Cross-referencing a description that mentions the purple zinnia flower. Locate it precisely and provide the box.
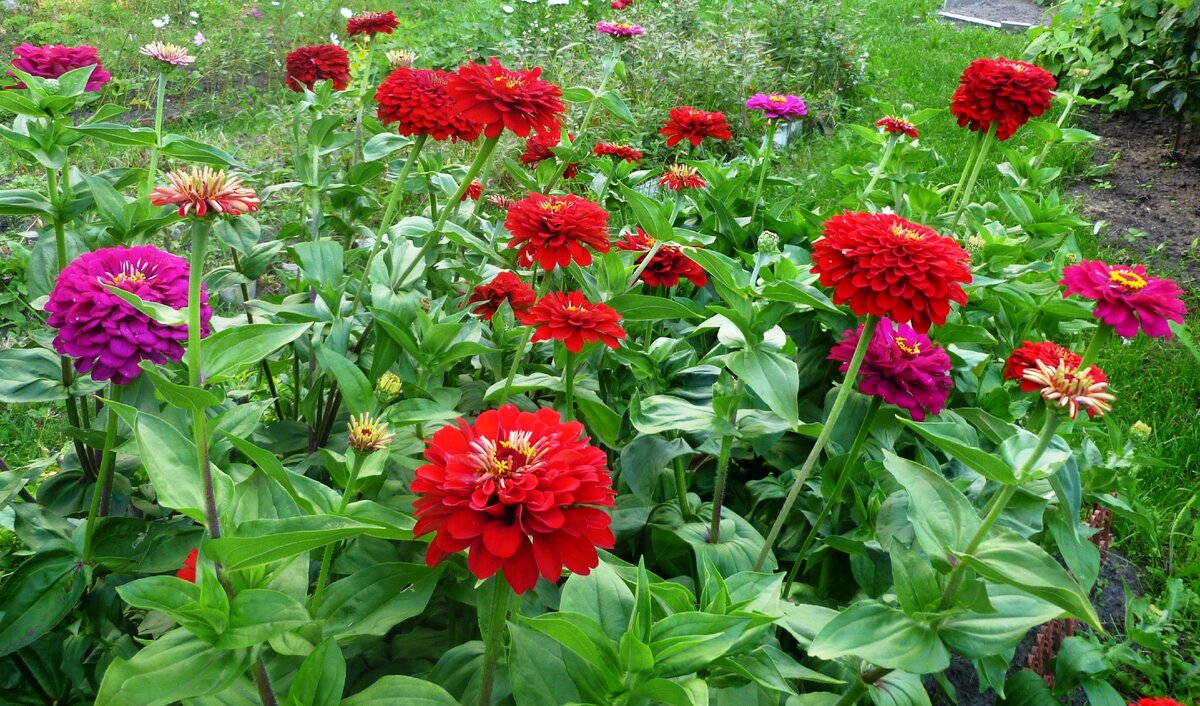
[828,318,952,421]
[46,246,210,386]
[6,43,111,92]
[745,93,807,121]
[1060,260,1186,339]
[596,21,645,39]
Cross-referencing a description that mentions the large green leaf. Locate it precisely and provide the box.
[207,516,381,570]
[939,584,1065,658]
[560,560,635,642]
[882,452,979,565]
[222,433,338,514]
[508,622,585,706]
[216,589,311,648]
[286,638,346,706]
[648,613,752,678]
[317,563,441,639]
[808,600,950,674]
[606,293,702,321]
[200,323,311,383]
[340,676,462,706]
[0,550,85,655]
[725,348,799,428]
[315,347,373,415]
[631,395,720,435]
[899,419,1016,485]
[95,629,251,706]
[0,348,67,403]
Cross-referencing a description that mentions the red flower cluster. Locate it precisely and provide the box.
[505,193,611,270]
[467,271,536,321]
[520,132,579,179]
[7,43,111,92]
[617,228,708,288]
[876,116,919,139]
[520,291,627,352]
[951,57,1056,141]
[285,44,351,92]
[1003,341,1091,392]
[462,180,484,201]
[594,142,643,163]
[447,58,564,139]
[176,549,198,583]
[412,404,616,594]
[660,106,733,147]
[346,10,398,37]
[375,67,481,142]
[811,212,972,332]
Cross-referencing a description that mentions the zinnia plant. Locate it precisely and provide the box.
[828,318,952,422]
[467,271,537,321]
[1061,260,1187,342]
[660,105,733,148]
[446,58,564,140]
[616,228,708,288]
[744,93,805,227]
[346,10,398,37]
[520,131,579,179]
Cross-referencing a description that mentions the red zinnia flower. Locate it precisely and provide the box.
[1003,341,1089,392]
[811,212,972,333]
[150,167,260,218]
[612,0,633,8]
[660,106,733,148]
[467,271,536,321]
[375,67,481,142]
[462,180,484,201]
[876,116,918,139]
[285,44,351,92]
[659,164,706,191]
[505,193,611,270]
[346,10,398,37]
[412,404,616,594]
[447,58,565,139]
[521,132,580,179]
[616,228,708,288]
[1061,261,1187,339]
[6,43,111,92]
[519,291,627,353]
[951,57,1056,141]
[1130,699,1185,706]
[176,549,199,583]
[594,142,643,163]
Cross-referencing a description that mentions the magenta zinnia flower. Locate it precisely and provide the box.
[1060,261,1186,339]
[7,43,111,92]
[745,93,807,121]
[46,246,210,385]
[596,21,645,38]
[829,318,952,421]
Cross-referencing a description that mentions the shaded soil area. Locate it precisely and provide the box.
[1071,111,1200,287]
[942,0,1049,26]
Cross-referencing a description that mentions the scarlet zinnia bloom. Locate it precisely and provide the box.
[1060,261,1187,339]
[876,116,918,139]
[462,180,484,201]
[1130,699,1186,706]
[660,106,733,147]
[1004,341,1087,392]
[612,0,633,8]
[745,93,808,121]
[505,193,611,270]
[467,271,536,321]
[519,291,627,353]
[150,167,260,218]
[285,44,351,92]
[594,142,643,164]
[346,10,398,37]
[950,57,1056,141]
[520,132,579,179]
[1022,359,1114,420]
[596,21,645,38]
[46,246,210,385]
[139,42,195,67]
[376,67,481,142]
[447,58,565,139]
[412,404,616,594]
[811,212,972,333]
[617,228,708,288]
[659,164,706,191]
[829,318,952,421]
[7,43,111,92]
[176,549,198,583]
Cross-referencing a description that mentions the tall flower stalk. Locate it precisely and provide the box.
[747,119,776,228]
[542,46,622,194]
[478,576,513,706]
[186,218,223,539]
[144,71,167,200]
[81,384,124,564]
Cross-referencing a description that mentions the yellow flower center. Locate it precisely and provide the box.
[769,95,788,103]
[890,224,922,240]
[492,74,525,90]
[104,262,152,287]
[540,199,567,213]
[895,337,921,356]
[1108,269,1147,291]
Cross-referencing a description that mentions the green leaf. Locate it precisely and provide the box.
[213,217,262,254]
[998,670,1057,705]
[0,188,54,216]
[625,678,699,706]
[726,348,800,428]
[0,550,86,656]
[758,281,842,314]
[200,323,311,383]
[0,90,45,117]
[216,589,311,648]
[140,363,224,411]
[292,240,344,290]
[561,560,634,642]
[315,348,373,415]
[869,671,932,706]
[159,134,241,167]
[222,434,337,514]
[631,395,719,434]
[317,563,441,640]
[618,435,692,503]
[508,622,585,706]
[939,584,1064,658]
[362,133,412,162]
[648,613,751,678]
[95,629,251,706]
[0,348,67,403]
[899,419,1017,485]
[619,183,673,238]
[519,612,621,682]
[286,638,346,706]
[207,516,381,570]
[808,600,950,674]
[115,575,223,640]
[882,452,980,564]
[71,122,158,147]
[891,543,941,615]
[598,90,636,125]
[340,676,466,705]
[606,293,702,321]
[102,284,189,326]
[998,428,1073,481]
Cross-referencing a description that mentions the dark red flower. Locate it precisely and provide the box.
[951,57,1056,141]
[467,271,536,321]
[462,180,484,201]
[1130,699,1185,706]
[612,0,633,9]
[811,212,972,333]
[346,10,398,37]
[519,291,627,353]
[176,549,198,582]
[505,193,610,270]
[616,228,707,288]
[447,58,565,139]
[521,132,579,179]
[1003,341,1092,392]
[660,106,733,148]
[875,116,919,139]
[7,43,111,92]
[285,44,351,92]
[659,164,706,191]
[412,404,616,594]
[375,67,482,142]
[594,142,643,163]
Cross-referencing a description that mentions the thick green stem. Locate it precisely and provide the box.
[748,120,776,228]
[309,138,322,243]
[952,122,997,226]
[81,383,124,564]
[311,451,367,613]
[542,47,620,194]
[1032,85,1080,173]
[187,219,222,539]
[753,316,880,572]
[497,269,552,403]
[862,135,898,201]
[673,456,692,521]
[708,434,736,544]
[351,37,378,166]
[144,71,167,200]
[596,158,621,206]
[1078,324,1111,370]
[949,130,984,209]
[478,575,513,706]
[562,350,576,422]
[252,657,279,706]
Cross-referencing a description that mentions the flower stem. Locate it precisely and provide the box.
[783,397,881,594]
[562,350,576,422]
[478,575,513,706]
[862,135,898,202]
[351,36,378,166]
[497,268,552,403]
[252,657,279,706]
[1032,84,1080,173]
[674,456,692,521]
[949,130,983,210]
[596,158,621,206]
[309,138,322,243]
[543,46,620,194]
[625,240,663,292]
[311,451,367,613]
[707,431,736,544]
[1078,324,1111,370]
[748,119,776,229]
[952,122,997,226]
[81,383,124,565]
[187,219,222,539]
[753,315,879,572]
[143,71,167,201]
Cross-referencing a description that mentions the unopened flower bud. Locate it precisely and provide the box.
[377,372,402,397]
[1065,252,1079,264]
[1070,68,1091,80]
[347,413,395,453]
[757,231,780,254]
[966,235,985,252]
[42,78,61,94]
[1130,420,1151,439]
[900,102,915,113]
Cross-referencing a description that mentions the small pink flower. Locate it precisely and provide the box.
[1060,260,1186,339]
[596,21,645,39]
[745,93,807,121]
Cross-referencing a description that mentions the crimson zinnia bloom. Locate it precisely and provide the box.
[412,404,616,594]
[519,291,627,353]
[346,10,398,37]
[447,58,565,139]
[1060,261,1186,339]
[876,116,918,139]
[7,43,111,92]
[462,180,484,201]
[467,271,536,321]
[950,57,1056,141]
[505,193,611,270]
[520,132,579,179]
[1003,341,1087,392]
[659,164,706,191]
[376,67,481,142]
[660,106,733,147]
[829,318,952,421]
[617,228,708,288]
[46,246,210,385]
[612,0,633,8]
[811,212,972,333]
[150,167,260,218]
[285,44,351,92]
[594,142,643,163]
[176,549,198,582]
[1130,699,1185,706]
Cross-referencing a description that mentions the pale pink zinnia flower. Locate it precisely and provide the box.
[139,41,196,67]
[1060,260,1187,339]
[1022,359,1115,420]
[193,32,207,47]
[150,167,260,218]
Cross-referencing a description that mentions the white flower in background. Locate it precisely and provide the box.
[502,4,513,12]
[271,1,279,4]
[193,31,206,46]
[151,14,170,28]
[548,0,567,5]
[521,0,536,3]
[189,11,198,18]
[330,33,340,45]
[339,7,352,17]
[295,10,304,17]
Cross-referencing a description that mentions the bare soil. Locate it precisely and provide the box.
[941,0,1049,26]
